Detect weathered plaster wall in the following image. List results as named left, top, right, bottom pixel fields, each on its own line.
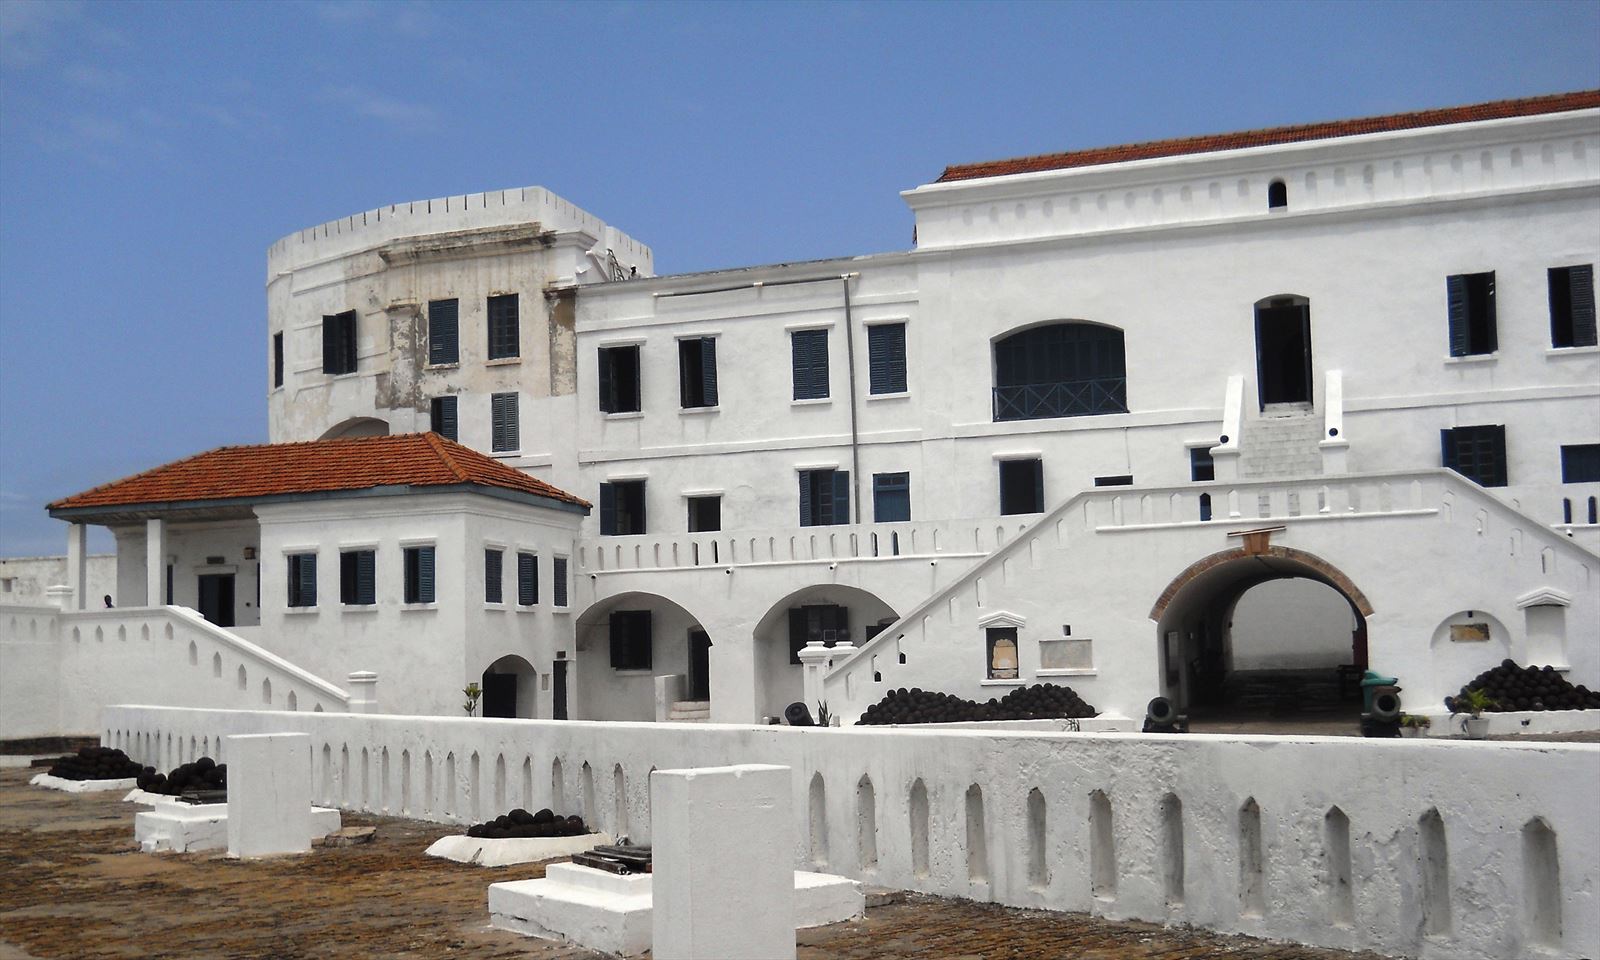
left=0, top=554, right=115, bottom=607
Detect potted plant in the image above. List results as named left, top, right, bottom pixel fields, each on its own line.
left=1398, top=714, right=1432, bottom=738
left=1452, top=688, right=1496, bottom=739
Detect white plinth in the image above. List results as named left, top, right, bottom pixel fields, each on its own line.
left=425, top=832, right=612, bottom=867
left=227, top=732, right=313, bottom=858
left=652, top=763, right=795, bottom=960
left=135, top=803, right=341, bottom=853
left=123, top=788, right=189, bottom=807
left=488, top=863, right=862, bottom=957
left=30, top=773, right=137, bottom=793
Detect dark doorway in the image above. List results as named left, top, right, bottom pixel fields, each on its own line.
left=552, top=660, right=569, bottom=720
left=482, top=670, right=517, bottom=719
left=197, top=574, right=235, bottom=627
left=687, top=629, right=712, bottom=701
left=1255, top=296, right=1312, bottom=407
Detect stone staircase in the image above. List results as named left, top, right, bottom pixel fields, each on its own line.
left=667, top=700, right=710, bottom=722
left=1241, top=412, right=1323, bottom=479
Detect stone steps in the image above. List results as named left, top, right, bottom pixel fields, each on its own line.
left=667, top=701, right=710, bottom=722
left=1241, top=414, right=1324, bottom=479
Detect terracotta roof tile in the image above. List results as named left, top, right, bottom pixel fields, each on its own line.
left=936, top=90, right=1600, bottom=183
left=48, top=434, right=589, bottom=512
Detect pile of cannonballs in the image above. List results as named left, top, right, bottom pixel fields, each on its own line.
left=1445, top=660, right=1600, bottom=713
left=135, top=756, right=227, bottom=796
left=46, top=746, right=144, bottom=781
left=857, top=683, right=1098, bottom=725
left=465, top=807, right=589, bottom=839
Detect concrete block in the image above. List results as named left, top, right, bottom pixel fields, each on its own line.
left=651, top=763, right=794, bottom=960
left=226, top=732, right=315, bottom=858
left=136, top=804, right=340, bottom=853
left=29, top=773, right=136, bottom=792
left=424, top=831, right=612, bottom=867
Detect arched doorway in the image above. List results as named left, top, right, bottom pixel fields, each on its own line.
left=753, top=585, right=898, bottom=721
left=1151, top=545, right=1372, bottom=729
left=320, top=417, right=390, bottom=439
left=481, top=655, right=537, bottom=719
left=1254, top=295, right=1312, bottom=408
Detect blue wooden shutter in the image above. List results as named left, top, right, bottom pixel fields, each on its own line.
left=356, top=550, right=375, bottom=605
left=1440, top=428, right=1459, bottom=472
left=598, top=347, right=614, bottom=412
left=503, top=394, right=518, bottom=450
left=792, top=330, right=828, bottom=399
left=1446, top=275, right=1468, bottom=357
left=1483, top=425, right=1507, bottom=487
left=553, top=557, right=568, bottom=606
left=832, top=470, right=851, bottom=525
left=868, top=324, right=905, bottom=394
left=1030, top=459, right=1044, bottom=512
left=797, top=472, right=812, bottom=526
left=297, top=554, right=317, bottom=607
left=518, top=553, right=537, bottom=605
left=700, top=338, right=718, bottom=406
left=491, top=395, right=505, bottom=450
left=418, top=547, right=435, bottom=604
left=600, top=483, right=617, bottom=535
left=1570, top=264, right=1596, bottom=346
left=485, top=549, right=503, bottom=603
left=322, top=316, right=338, bottom=373
left=429, top=300, right=458, bottom=365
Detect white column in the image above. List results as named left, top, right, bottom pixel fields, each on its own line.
left=797, top=641, right=831, bottom=715
left=346, top=671, right=378, bottom=713
left=651, top=764, right=795, bottom=960
left=145, top=518, right=166, bottom=607
left=227, top=732, right=313, bottom=858
left=65, top=523, right=87, bottom=611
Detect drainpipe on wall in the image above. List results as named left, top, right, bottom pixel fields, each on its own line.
left=841, top=274, right=862, bottom=523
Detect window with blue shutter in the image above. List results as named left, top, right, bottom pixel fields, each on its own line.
left=553, top=557, right=569, bottom=607
left=609, top=610, right=653, bottom=670
left=791, top=329, right=829, bottom=400
left=428, top=299, right=459, bottom=365
left=599, top=480, right=647, bottom=535
left=273, top=333, right=284, bottom=388
left=999, top=458, right=1045, bottom=515
left=1442, top=425, right=1507, bottom=487
left=287, top=553, right=316, bottom=607
left=678, top=337, right=718, bottom=408
left=1550, top=264, right=1596, bottom=348
left=993, top=323, right=1127, bottom=420
left=799, top=469, right=850, bottom=526
left=867, top=323, right=906, bottom=394
left=340, top=549, right=375, bottom=605
left=517, top=552, right=538, bottom=606
left=322, top=311, right=357, bottom=375
left=599, top=346, right=642, bottom=413
left=1446, top=273, right=1496, bottom=356
left=484, top=549, right=504, bottom=603
left=429, top=396, right=458, bottom=442
left=487, top=294, right=519, bottom=360
left=491, top=393, right=518, bottom=452
left=872, top=472, right=910, bottom=522
left=404, top=546, right=435, bottom=604
left=1561, top=444, right=1600, bottom=483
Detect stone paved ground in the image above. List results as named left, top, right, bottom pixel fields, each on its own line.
left=0, top=766, right=1396, bottom=959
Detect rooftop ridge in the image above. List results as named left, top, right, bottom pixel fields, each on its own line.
left=936, top=90, right=1600, bottom=183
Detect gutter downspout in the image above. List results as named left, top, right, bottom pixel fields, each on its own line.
left=841, top=274, right=862, bottom=523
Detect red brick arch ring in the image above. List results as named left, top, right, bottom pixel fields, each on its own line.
left=1147, top=544, right=1375, bottom=621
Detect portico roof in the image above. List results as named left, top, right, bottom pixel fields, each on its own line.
left=47, top=433, right=590, bottom=523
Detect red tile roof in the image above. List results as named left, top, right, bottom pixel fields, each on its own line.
left=935, top=90, right=1600, bottom=183
left=48, top=433, right=589, bottom=512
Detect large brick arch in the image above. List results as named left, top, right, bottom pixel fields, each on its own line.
left=1148, top=545, right=1374, bottom=621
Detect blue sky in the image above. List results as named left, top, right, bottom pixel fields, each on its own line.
left=1, top=0, right=1596, bottom=557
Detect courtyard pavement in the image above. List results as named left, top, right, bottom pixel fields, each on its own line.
left=0, top=766, right=1404, bottom=960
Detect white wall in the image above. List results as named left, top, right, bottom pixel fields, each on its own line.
left=104, top=704, right=1600, bottom=960
left=111, top=520, right=261, bottom=624
left=0, top=554, right=115, bottom=607
left=1229, top=578, right=1357, bottom=671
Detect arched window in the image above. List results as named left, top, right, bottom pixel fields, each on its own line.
left=1267, top=179, right=1288, bottom=209
left=993, top=322, right=1127, bottom=421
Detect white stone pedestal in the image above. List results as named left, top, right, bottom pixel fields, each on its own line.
left=424, top=831, right=611, bottom=867
left=135, top=803, right=341, bottom=853
left=226, top=732, right=314, bottom=858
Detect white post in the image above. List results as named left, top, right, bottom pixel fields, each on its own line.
left=346, top=671, right=378, bottom=714
left=797, top=641, right=832, bottom=713
left=45, top=584, right=74, bottom=610
left=145, top=518, right=166, bottom=607
left=65, top=523, right=87, bottom=611
left=226, top=732, right=313, bottom=858
left=1320, top=368, right=1350, bottom=474
left=1211, top=374, right=1244, bottom=482
left=651, top=764, right=795, bottom=960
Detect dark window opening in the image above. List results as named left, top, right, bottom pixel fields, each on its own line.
left=609, top=610, right=653, bottom=670
left=1199, top=492, right=1213, bottom=522
left=1267, top=179, right=1288, bottom=209
left=487, top=294, right=519, bottom=360
left=517, top=552, right=538, bottom=606
left=491, top=392, right=519, bottom=452
left=600, top=480, right=647, bottom=536
left=429, top=396, right=458, bottom=442
left=403, top=546, right=435, bottom=604
left=552, top=557, right=569, bottom=607
left=339, top=549, right=375, bottom=606
left=1094, top=474, right=1134, bottom=486
left=286, top=553, right=316, bottom=607
left=788, top=604, right=849, bottom=664
left=867, top=323, right=907, bottom=394
left=1255, top=296, right=1312, bottom=407
left=873, top=472, right=910, bottom=523
left=599, top=345, right=642, bottom=413
left=1549, top=264, right=1597, bottom=348
left=484, top=549, right=504, bottom=603
left=986, top=627, right=1019, bottom=680
left=791, top=329, right=830, bottom=400
left=1442, top=425, right=1508, bottom=487
left=1190, top=447, right=1215, bottom=481
left=1447, top=272, right=1497, bottom=357
left=322, top=310, right=357, bottom=375
left=687, top=495, right=721, bottom=532
left=1592, top=497, right=1599, bottom=526
left=428, top=298, right=459, bottom=365
left=993, top=322, right=1127, bottom=421
left=999, top=458, right=1044, bottom=515
left=678, top=338, right=719, bottom=408
left=272, top=332, right=284, bottom=388
left=799, top=468, right=850, bottom=526
left=1562, top=444, right=1600, bottom=483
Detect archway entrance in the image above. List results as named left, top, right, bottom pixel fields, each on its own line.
left=1151, top=545, right=1371, bottom=731
left=573, top=592, right=709, bottom=722
left=481, top=655, right=537, bottom=718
